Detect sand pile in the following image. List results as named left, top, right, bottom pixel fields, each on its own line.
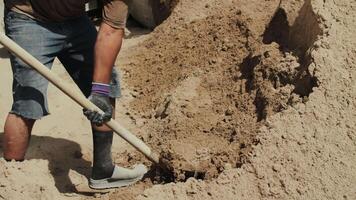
left=119, top=0, right=321, bottom=182
left=131, top=0, right=356, bottom=199
left=0, top=0, right=355, bottom=199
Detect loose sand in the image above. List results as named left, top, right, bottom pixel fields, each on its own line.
left=0, top=0, right=355, bottom=199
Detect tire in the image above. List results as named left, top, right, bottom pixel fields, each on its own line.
left=128, top=0, right=173, bottom=29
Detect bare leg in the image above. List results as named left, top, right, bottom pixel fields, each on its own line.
left=3, top=114, right=35, bottom=161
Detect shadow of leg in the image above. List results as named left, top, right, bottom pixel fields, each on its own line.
left=0, top=133, right=92, bottom=194
left=27, top=136, right=92, bottom=193
left=0, top=47, right=10, bottom=58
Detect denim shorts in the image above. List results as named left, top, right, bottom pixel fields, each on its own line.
left=4, top=10, right=121, bottom=120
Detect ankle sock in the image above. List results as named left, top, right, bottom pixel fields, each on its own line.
left=92, top=129, right=115, bottom=180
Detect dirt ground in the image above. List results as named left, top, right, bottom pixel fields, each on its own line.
left=0, top=0, right=355, bottom=199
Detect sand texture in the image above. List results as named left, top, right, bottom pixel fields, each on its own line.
left=0, top=0, right=355, bottom=199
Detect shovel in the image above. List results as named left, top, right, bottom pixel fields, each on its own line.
left=0, top=32, right=161, bottom=166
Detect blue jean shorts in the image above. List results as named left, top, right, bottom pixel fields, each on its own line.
left=4, top=10, right=121, bottom=120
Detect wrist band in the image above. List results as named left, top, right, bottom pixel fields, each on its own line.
left=92, top=82, right=110, bottom=96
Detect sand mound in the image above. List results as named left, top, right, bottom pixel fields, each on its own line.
left=0, top=0, right=355, bottom=199
left=133, top=0, right=356, bottom=199
left=119, top=0, right=321, bottom=182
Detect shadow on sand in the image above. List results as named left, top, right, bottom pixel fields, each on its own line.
left=0, top=132, right=93, bottom=195
left=0, top=47, right=10, bottom=58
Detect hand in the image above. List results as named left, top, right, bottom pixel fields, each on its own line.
left=84, top=93, right=113, bottom=126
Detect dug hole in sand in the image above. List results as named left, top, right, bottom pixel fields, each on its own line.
left=0, top=0, right=356, bottom=199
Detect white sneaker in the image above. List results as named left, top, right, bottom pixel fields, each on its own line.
left=89, top=164, right=148, bottom=189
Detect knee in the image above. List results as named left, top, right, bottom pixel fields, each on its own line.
left=6, top=113, right=36, bottom=128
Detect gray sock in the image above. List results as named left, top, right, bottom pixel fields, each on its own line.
left=92, top=130, right=115, bottom=180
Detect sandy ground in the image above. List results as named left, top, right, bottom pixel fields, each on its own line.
left=1, top=0, right=356, bottom=199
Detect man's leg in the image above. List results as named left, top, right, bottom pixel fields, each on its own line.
left=59, top=16, right=146, bottom=189
left=2, top=10, right=64, bottom=160
left=3, top=114, right=35, bottom=161
left=56, top=16, right=117, bottom=178
left=90, top=99, right=116, bottom=180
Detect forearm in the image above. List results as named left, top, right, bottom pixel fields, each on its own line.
left=93, top=22, right=124, bottom=84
